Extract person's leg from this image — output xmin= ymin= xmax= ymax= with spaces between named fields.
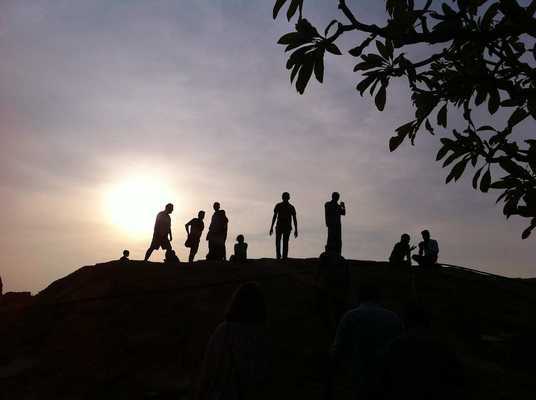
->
xmin=144 ymin=246 xmax=154 ymax=261
xmin=207 ymin=240 xmax=214 ymax=260
xmin=275 ymin=230 xmax=282 ymax=259
xmin=334 ymin=226 xmax=342 ymax=255
xmin=189 ymin=241 xmax=198 ymax=263
xmin=282 ymin=231 xmax=290 ymax=259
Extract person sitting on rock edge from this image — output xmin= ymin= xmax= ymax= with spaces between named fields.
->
xmin=120 ymin=249 xmax=130 ymax=262
xmin=230 ymin=234 xmax=248 ymax=262
xmin=389 ymin=234 xmax=415 ymax=268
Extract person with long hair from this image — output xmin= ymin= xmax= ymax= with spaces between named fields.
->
xmin=197 ymin=282 xmax=271 ymax=400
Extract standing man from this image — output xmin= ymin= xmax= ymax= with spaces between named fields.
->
xmin=144 ymin=203 xmax=174 ymax=262
xmin=269 ymin=192 xmax=298 ymax=260
xmin=325 ymin=192 xmax=346 ymax=255
xmin=206 ymin=202 xmax=228 ymax=261
xmin=185 ymin=210 xmax=205 ymax=263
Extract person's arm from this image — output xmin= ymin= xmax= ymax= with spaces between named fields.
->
xmin=293 ymin=211 xmax=298 ymax=238
xmin=325 ymin=203 xmax=329 ymax=227
xmin=168 ymin=219 xmax=173 ymax=241
xmin=340 ymin=201 xmax=346 ymax=216
xmin=185 ymin=219 xmax=193 ymax=235
xmin=269 ymin=208 xmax=277 ymax=235
xmin=418 ymin=242 xmax=424 ymax=256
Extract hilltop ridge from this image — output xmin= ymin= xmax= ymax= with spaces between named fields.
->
xmin=1 ymin=258 xmax=535 ymax=399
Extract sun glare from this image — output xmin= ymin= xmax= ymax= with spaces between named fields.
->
xmin=104 ymin=176 xmax=175 ymax=237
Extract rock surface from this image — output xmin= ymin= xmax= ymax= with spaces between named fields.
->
xmin=0 ymin=258 xmax=535 ymax=399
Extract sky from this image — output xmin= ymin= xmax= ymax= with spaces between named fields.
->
xmin=1 ymin=0 xmax=534 ymax=293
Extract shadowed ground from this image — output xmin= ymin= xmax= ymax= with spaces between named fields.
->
xmin=1 ymin=259 xmax=535 ymax=399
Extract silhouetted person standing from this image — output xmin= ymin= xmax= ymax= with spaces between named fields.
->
xmin=269 ymin=192 xmax=298 ymax=260
xmin=144 ymin=203 xmax=174 ymax=262
xmin=389 ymin=234 xmax=416 ymax=268
xmin=325 ymin=192 xmax=346 ymax=255
xmin=206 ymin=202 xmax=228 ymax=261
xmin=412 ymin=230 xmax=439 ymax=268
xmin=185 ymin=210 xmax=205 ymax=263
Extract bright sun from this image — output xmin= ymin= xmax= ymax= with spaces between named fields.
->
xmin=104 ymin=176 xmax=175 ymax=236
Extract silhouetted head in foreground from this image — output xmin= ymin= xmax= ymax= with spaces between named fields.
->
xmin=123 ymin=249 xmax=129 ymax=257
xmin=213 ymin=202 xmax=220 ymax=211
xmin=198 ymin=210 xmax=206 ymax=220
xmin=236 ymin=234 xmax=245 ymax=243
xmin=421 ymin=229 xmax=431 ymax=241
xmin=282 ymin=192 xmax=290 ymax=202
xmin=358 ymin=284 xmax=381 ymax=304
xmin=165 ymin=203 xmax=174 ymax=214
xmin=401 ymin=233 xmax=410 ymax=244
xmin=225 ymin=282 xmax=267 ymax=324
xmin=332 ymin=192 xmax=340 ymax=201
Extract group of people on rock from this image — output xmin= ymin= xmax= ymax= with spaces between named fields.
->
xmin=389 ymin=230 xmax=440 ymax=269
xmin=197 ymin=281 xmax=463 ymax=400
xmin=123 ymin=191 xmax=440 ymax=268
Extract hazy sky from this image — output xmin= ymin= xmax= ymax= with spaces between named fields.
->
xmin=1 ymin=0 xmax=534 ymax=293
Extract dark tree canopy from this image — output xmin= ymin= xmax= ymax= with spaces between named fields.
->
xmin=273 ymin=0 xmax=536 ymax=238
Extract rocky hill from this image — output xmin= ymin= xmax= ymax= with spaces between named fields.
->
xmin=1 ymin=259 xmax=535 ymax=399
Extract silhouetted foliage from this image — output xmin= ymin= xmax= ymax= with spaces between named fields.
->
xmin=273 ymin=0 xmax=536 ymax=238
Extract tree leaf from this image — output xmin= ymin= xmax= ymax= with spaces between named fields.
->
xmin=472 ymin=166 xmax=483 ymax=189
xmin=425 ymin=119 xmax=435 ymax=135
xmin=477 ymin=125 xmax=496 ymax=132
xmin=278 ymin=32 xmax=302 ymax=45
xmin=326 ymin=43 xmax=342 ymax=55
xmin=376 ymin=40 xmax=391 ymax=60
xmin=287 ymin=0 xmax=300 ymax=21
xmin=389 ymin=135 xmax=404 ymax=152
xmin=446 ymin=158 xmax=468 ymax=183
xmin=474 ymin=87 xmax=487 ymax=106
xmin=480 ymin=169 xmax=491 ymax=192
xmin=527 ymin=96 xmax=536 ymax=119
xmin=375 ymin=85 xmax=387 ymax=111
xmin=488 ymin=87 xmax=500 ymax=115
xmin=356 ymin=75 xmax=376 ymax=95
xmin=314 ymin=53 xmax=324 ymax=83
xmin=437 ymin=104 xmax=447 ymax=128
xmin=436 ymin=145 xmax=450 ymax=161
xmin=273 ymin=0 xmax=287 ymax=19
xmin=508 ymin=107 xmax=529 ymax=128
xmin=296 ymin=59 xmax=313 ymax=94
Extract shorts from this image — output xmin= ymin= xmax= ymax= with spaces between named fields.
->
xmin=150 ymin=235 xmax=171 ymax=250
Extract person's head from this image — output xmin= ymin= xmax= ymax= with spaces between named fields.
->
xmin=358 ymin=284 xmax=381 ymax=304
xmin=332 ymin=192 xmax=340 ymax=201
xmin=282 ymin=192 xmax=290 ymax=201
xmin=123 ymin=249 xmax=129 ymax=257
xmin=401 ymin=233 xmax=410 ymax=244
xmin=213 ymin=202 xmax=220 ymax=211
xmin=421 ymin=230 xmax=431 ymax=241
xmin=225 ymin=282 xmax=267 ymax=324
xmin=236 ymin=234 xmax=245 ymax=243
xmin=198 ymin=210 xmax=205 ymax=220
xmin=165 ymin=203 xmax=174 ymax=214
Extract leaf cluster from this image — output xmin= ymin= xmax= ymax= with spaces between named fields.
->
xmin=273 ymin=0 xmax=536 ymax=238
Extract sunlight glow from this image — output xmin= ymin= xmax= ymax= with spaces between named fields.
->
xmin=104 ymin=176 xmax=175 ymax=237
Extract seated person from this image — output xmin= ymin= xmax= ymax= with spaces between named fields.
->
xmin=389 ymin=234 xmax=415 ymax=267
xmin=412 ymin=230 xmax=439 ymax=268
xmin=164 ymin=249 xmax=180 ymax=264
xmin=119 ymin=249 xmax=130 ymax=262
xmin=230 ymin=234 xmax=248 ymax=262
